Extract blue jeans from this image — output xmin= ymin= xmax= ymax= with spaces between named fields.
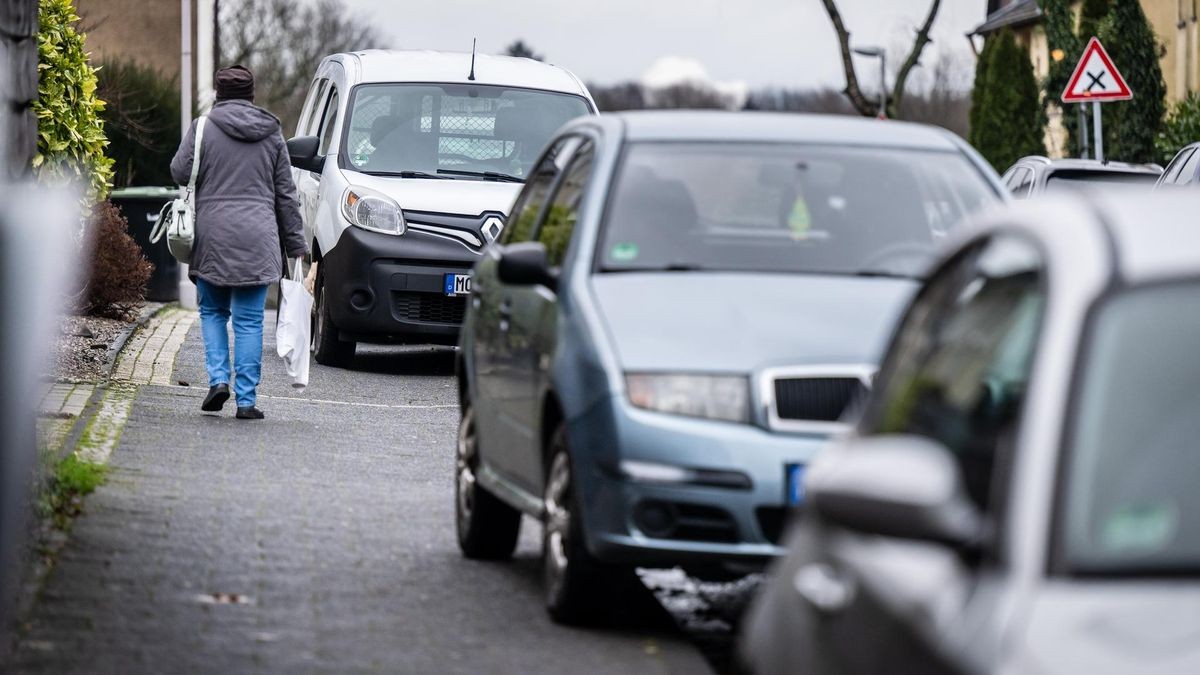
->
xmin=196 ymin=279 xmax=269 ymax=408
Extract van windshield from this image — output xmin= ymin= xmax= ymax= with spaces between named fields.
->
xmin=340 ymin=83 xmax=591 ymax=181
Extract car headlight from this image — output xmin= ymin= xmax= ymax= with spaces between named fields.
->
xmin=625 ymin=373 xmax=750 ymax=424
xmin=342 ymin=186 xmax=405 ymax=235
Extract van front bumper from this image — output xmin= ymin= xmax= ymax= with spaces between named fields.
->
xmin=321 ymin=225 xmax=481 ymax=345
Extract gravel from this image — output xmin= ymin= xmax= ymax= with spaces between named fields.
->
xmin=50 ymin=312 xmax=138 ymax=382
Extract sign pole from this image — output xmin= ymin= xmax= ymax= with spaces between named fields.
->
xmin=1093 ymin=100 xmax=1103 ymax=163
xmin=1078 ymin=103 xmax=1089 ymax=159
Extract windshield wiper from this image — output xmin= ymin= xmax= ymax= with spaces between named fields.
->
xmin=436 ymin=169 xmax=525 ymax=183
xmin=852 ymin=268 xmax=919 ymax=280
xmin=361 ymin=170 xmax=451 ymax=180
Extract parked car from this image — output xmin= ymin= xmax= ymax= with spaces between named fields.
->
xmin=453 ymin=110 xmax=1006 ymax=622
xmin=286 ymin=50 xmax=596 ymax=366
xmin=1001 ymin=155 xmax=1161 ymax=198
xmin=741 ymin=190 xmax=1200 ymax=675
xmin=1157 ymin=141 xmax=1200 ymax=187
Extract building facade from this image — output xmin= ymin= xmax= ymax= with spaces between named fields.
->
xmin=973 ymin=0 xmax=1199 ymax=157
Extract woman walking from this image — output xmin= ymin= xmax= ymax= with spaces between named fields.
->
xmin=170 ymin=65 xmax=307 ymax=420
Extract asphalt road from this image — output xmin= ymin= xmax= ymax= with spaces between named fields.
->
xmin=11 ymin=315 xmax=719 ymax=674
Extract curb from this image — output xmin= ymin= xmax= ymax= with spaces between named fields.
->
xmin=101 ymin=302 xmax=167 ymax=378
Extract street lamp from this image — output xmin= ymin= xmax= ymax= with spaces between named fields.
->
xmin=853 ymin=46 xmax=887 ymax=118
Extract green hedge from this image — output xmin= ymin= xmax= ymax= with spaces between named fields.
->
xmin=1158 ymin=93 xmax=1200 ymax=164
xmin=33 ymin=0 xmax=113 ymax=202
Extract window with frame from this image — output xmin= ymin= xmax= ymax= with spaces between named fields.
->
xmin=863 ymin=236 xmax=1045 ymax=511
xmin=500 ymin=137 xmax=577 ymax=246
xmin=299 ymin=79 xmax=329 ymax=136
xmin=536 ymin=141 xmax=594 ymax=266
xmin=318 ymin=88 xmax=340 ymax=155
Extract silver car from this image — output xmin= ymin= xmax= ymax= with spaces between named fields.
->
xmin=741 ymin=190 xmax=1200 ymax=674
xmin=454 ymin=111 xmax=1004 ymax=623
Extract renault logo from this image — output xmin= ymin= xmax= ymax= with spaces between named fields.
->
xmin=481 ymin=216 xmax=504 ymax=244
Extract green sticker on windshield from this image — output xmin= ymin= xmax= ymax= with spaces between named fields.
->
xmin=788 ymin=197 xmax=812 ymax=238
xmin=1102 ymin=503 xmax=1177 ymax=552
xmin=611 ymin=242 xmax=639 ymax=263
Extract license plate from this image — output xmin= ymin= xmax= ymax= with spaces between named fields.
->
xmin=786 ymin=463 xmax=806 ymax=506
xmin=444 ymin=273 xmax=472 ymax=296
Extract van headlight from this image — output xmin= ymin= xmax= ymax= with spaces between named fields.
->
xmin=625 ymin=373 xmax=750 ymax=424
xmin=342 ymin=186 xmax=406 ymax=235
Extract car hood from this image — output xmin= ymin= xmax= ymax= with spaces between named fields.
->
xmin=1013 ymin=581 xmax=1200 ymax=675
xmin=589 ymin=272 xmax=917 ymax=373
xmin=340 ymin=169 xmax=522 ymax=216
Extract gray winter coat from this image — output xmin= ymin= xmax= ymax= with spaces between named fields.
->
xmin=170 ymin=100 xmax=307 ymax=287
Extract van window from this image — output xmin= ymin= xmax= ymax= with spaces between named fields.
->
xmin=340 ymin=83 xmax=590 ymax=181
xmin=299 ymin=79 xmax=329 ymax=136
xmin=318 ymin=88 xmax=340 ymax=155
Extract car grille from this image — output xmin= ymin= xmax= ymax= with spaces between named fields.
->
xmin=673 ymin=503 xmax=739 ymax=544
xmin=392 ymin=292 xmax=467 ymax=325
xmin=773 ymin=377 xmax=868 ymax=422
xmin=756 ymin=506 xmax=791 ymax=546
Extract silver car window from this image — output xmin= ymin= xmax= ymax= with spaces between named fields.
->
xmin=1061 ymin=281 xmax=1200 ymax=574
xmin=598 ymin=142 xmax=999 ymax=278
xmin=863 ymin=236 xmax=1044 ymax=512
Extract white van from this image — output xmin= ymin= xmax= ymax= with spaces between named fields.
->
xmin=287 ymin=50 xmax=596 ymax=366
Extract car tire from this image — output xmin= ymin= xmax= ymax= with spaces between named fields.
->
xmin=455 ymin=403 xmax=521 ymax=560
xmin=543 ymin=424 xmax=630 ymax=624
xmin=310 ymin=266 xmax=355 ymax=368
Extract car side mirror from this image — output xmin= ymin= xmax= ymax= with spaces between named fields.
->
xmin=286 ymin=136 xmax=324 ymax=173
xmin=498 ymin=242 xmax=557 ymax=291
xmin=807 ymin=435 xmax=983 ymax=549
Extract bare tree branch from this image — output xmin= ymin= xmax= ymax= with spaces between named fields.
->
xmin=889 ymin=0 xmax=941 ymax=117
xmin=818 ymin=0 xmax=878 ymax=117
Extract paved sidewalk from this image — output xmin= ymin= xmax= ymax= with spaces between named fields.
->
xmin=11 ymin=311 xmax=711 ymax=674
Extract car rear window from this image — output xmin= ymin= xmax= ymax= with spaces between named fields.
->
xmin=1045 ymin=169 xmax=1159 ymax=190
xmin=598 ymin=142 xmax=998 ymax=278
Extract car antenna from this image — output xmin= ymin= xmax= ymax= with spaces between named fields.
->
xmin=468 ymin=38 xmax=477 ymax=81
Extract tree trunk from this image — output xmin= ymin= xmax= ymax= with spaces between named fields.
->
xmin=818 ymin=0 xmax=879 ymax=117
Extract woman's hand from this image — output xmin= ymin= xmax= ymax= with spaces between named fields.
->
xmin=303 ymin=260 xmax=318 ymax=295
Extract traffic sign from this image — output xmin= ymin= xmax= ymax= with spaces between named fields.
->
xmin=1062 ymin=37 xmax=1132 ymax=103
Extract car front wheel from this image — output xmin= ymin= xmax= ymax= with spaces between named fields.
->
xmin=310 ymin=265 xmax=355 ymax=368
xmin=543 ymin=425 xmax=631 ymax=624
xmin=455 ymin=403 xmax=521 ymax=559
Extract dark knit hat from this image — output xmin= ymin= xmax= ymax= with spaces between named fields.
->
xmin=215 ymin=65 xmax=255 ymax=102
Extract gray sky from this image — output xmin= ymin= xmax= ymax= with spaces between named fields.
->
xmin=340 ymin=0 xmax=987 ymax=91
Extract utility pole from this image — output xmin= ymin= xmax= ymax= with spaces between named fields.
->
xmin=179 ymin=0 xmax=196 ymax=309
xmin=852 ymin=46 xmax=888 ymax=118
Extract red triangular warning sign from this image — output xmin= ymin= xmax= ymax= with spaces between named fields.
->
xmin=1062 ymin=37 xmax=1133 ymax=103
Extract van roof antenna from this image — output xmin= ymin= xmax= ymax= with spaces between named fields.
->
xmin=468 ymin=38 xmax=477 ymax=81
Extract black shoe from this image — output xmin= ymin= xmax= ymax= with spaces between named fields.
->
xmin=236 ymin=406 xmax=264 ymax=420
xmin=201 ymin=384 xmax=230 ymax=412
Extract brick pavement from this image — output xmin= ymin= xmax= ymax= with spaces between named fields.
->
xmin=10 ymin=311 xmax=711 ymax=674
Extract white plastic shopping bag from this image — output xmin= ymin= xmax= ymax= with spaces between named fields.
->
xmin=276 ymin=259 xmax=313 ymax=391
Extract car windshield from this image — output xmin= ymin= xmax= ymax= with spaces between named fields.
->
xmin=1062 ymin=281 xmax=1200 ymax=575
xmin=598 ymin=142 xmax=998 ymax=277
xmin=1046 ymin=170 xmax=1159 ymax=190
xmin=340 ymin=83 xmax=590 ymax=181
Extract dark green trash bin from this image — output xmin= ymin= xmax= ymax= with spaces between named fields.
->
xmin=110 ymin=187 xmax=180 ymax=302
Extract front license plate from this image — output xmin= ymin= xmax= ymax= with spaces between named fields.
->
xmin=443 ymin=273 xmax=472 ymax=296
xmin=786 ymin=463 xmax=806 ymax=507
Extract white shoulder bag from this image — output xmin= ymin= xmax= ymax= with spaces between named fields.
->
xmin=150 ymin=116 xmax=207 ymax=264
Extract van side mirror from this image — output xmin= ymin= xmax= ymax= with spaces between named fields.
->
xmin=498 ymin=242 xmax=557 ymax=291
xmin=286 ymin=136 xmax=323 ymax=173
xmin=808 ymin=435 xmax=983 ymax=549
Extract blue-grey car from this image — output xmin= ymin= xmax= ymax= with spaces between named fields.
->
xmin=453 ymin=111 xmax=1005 ymax=623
